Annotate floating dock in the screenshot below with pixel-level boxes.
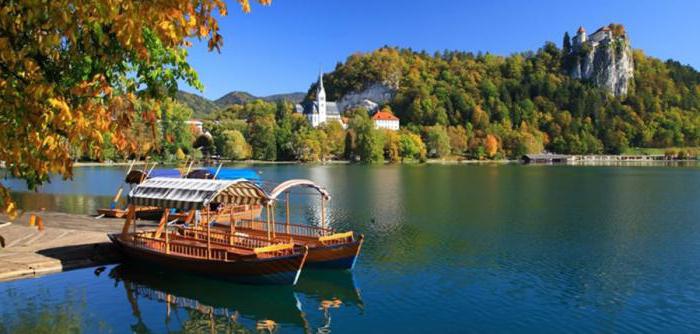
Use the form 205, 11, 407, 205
522, 154, 691, 164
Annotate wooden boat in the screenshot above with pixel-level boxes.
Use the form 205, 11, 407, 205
97, 206, 163, 219
185, 179, 363, 270
97, 161, 174, 219
109, 177, 308, 285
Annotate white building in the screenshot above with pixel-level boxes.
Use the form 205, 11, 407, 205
372, 110, 400, 131
184, 119, 204, 135
295, 73, 341, 127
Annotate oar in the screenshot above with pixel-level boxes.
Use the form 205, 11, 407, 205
103, 159, 135, 217
213, 163, 223, 180
145, 161, 157, 178
184, 160, 194, 178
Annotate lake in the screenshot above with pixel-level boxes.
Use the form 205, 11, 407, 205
2, 163, 700, 333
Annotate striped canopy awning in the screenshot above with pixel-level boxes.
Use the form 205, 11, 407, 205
127, 177, 269, 210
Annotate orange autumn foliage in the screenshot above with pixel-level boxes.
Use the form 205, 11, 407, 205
0, 0, 270, 218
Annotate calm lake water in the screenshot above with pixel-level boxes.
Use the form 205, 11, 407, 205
2, 163, 700, 333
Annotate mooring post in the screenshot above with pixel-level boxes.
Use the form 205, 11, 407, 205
285, 191, 291, 235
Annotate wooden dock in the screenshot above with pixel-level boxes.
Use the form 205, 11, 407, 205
522, 153, 693, 164
0, 211, 156, 282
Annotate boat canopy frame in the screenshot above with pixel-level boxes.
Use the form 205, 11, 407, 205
267, 179, 331, 201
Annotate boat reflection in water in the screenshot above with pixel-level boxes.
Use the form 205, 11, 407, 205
109, 264, 363, 333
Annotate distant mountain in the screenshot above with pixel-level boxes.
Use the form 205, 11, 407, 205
175, 91, 221, 117
260, 92, 307, 103
176, 90, 305, 116
215, 91, 306, 106
214, 91, 257, 106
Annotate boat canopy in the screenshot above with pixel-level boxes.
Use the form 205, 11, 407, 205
268, 179, 331, 201
127, 177, 269, 210
186, 168, 260, 181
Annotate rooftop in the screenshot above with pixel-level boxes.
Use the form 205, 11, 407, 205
372, 111, 399, 121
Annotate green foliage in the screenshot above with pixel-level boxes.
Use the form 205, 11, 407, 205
316, 45, 700, 158
348, 109, 384, 163
175, 91, 221, 117
158, 99, 195, 158
221, 130, 251, 160
399, 130, 427, 162
248, 113, 277, 161
424, 125, 451, 158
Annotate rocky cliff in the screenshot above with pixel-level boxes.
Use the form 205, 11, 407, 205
567, 24, 634, 96
337, 83, 395, 112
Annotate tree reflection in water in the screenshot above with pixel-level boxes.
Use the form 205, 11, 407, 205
0, 288, 87, 334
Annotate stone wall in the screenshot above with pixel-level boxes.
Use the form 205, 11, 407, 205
337, 83, 396, 112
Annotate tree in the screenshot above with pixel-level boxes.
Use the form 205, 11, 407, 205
485, 134, 500, 158
319, 121, 346, 159
562, 32, 572, 54
248, 114, 277, 160
221, 130, 251, 160
383, 130, 401, 163
424, 125, 451, 158
349, 109, 384, 163
399, 131, 427, 162
159, 99, 195, 158
447, 126, 469, 156
0, 0, 270, 216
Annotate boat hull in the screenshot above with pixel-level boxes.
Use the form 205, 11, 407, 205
305, 236, 363, 270
96, 207, 164, 220
108, 234, 306, 285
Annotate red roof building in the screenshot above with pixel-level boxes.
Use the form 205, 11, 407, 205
371, 111, 400, 130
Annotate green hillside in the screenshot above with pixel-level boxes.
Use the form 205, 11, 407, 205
313, 43, 700, 155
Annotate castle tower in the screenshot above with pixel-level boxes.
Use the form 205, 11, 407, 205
316, 72, 327, 125
574, 26, 587, 45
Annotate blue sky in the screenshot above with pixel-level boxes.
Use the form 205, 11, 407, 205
180, 0, 700, 100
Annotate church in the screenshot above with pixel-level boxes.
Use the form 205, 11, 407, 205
295, 73, 400, 130
295, 73, 342, 127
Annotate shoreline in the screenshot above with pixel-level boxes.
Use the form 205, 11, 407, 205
70, 158, 697, 167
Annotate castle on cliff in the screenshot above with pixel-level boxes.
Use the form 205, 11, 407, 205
567, 24, 634, 97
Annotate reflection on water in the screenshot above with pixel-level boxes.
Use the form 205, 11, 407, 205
109, 264, 363, 333
3, 164, 700, 332
10, 191, 116, 215
0, 264, 363, 333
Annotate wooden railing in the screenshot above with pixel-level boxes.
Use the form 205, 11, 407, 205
177, 227, 297, 258
237, 219, 334, 238
181, 226, 276, 249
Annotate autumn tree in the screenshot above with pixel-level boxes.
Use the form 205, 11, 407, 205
0, 0, 270, 216
383, 130, 401, 163
221, 130, 251, 160
399, 130, 427, 162
485, 134, 500, 158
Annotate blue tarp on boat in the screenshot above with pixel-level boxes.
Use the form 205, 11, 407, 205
214, 168, 261, 181
149, 169, 182, 178
186, 168, 260, 182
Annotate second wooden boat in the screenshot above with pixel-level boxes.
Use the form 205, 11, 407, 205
185, 179, 363, 270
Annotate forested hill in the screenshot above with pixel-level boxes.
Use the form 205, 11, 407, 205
176, 90, 305, 117
315, 39, 700, 154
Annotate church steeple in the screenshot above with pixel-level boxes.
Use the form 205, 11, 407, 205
316, 72, 327, 125
317, 72, 325, 96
